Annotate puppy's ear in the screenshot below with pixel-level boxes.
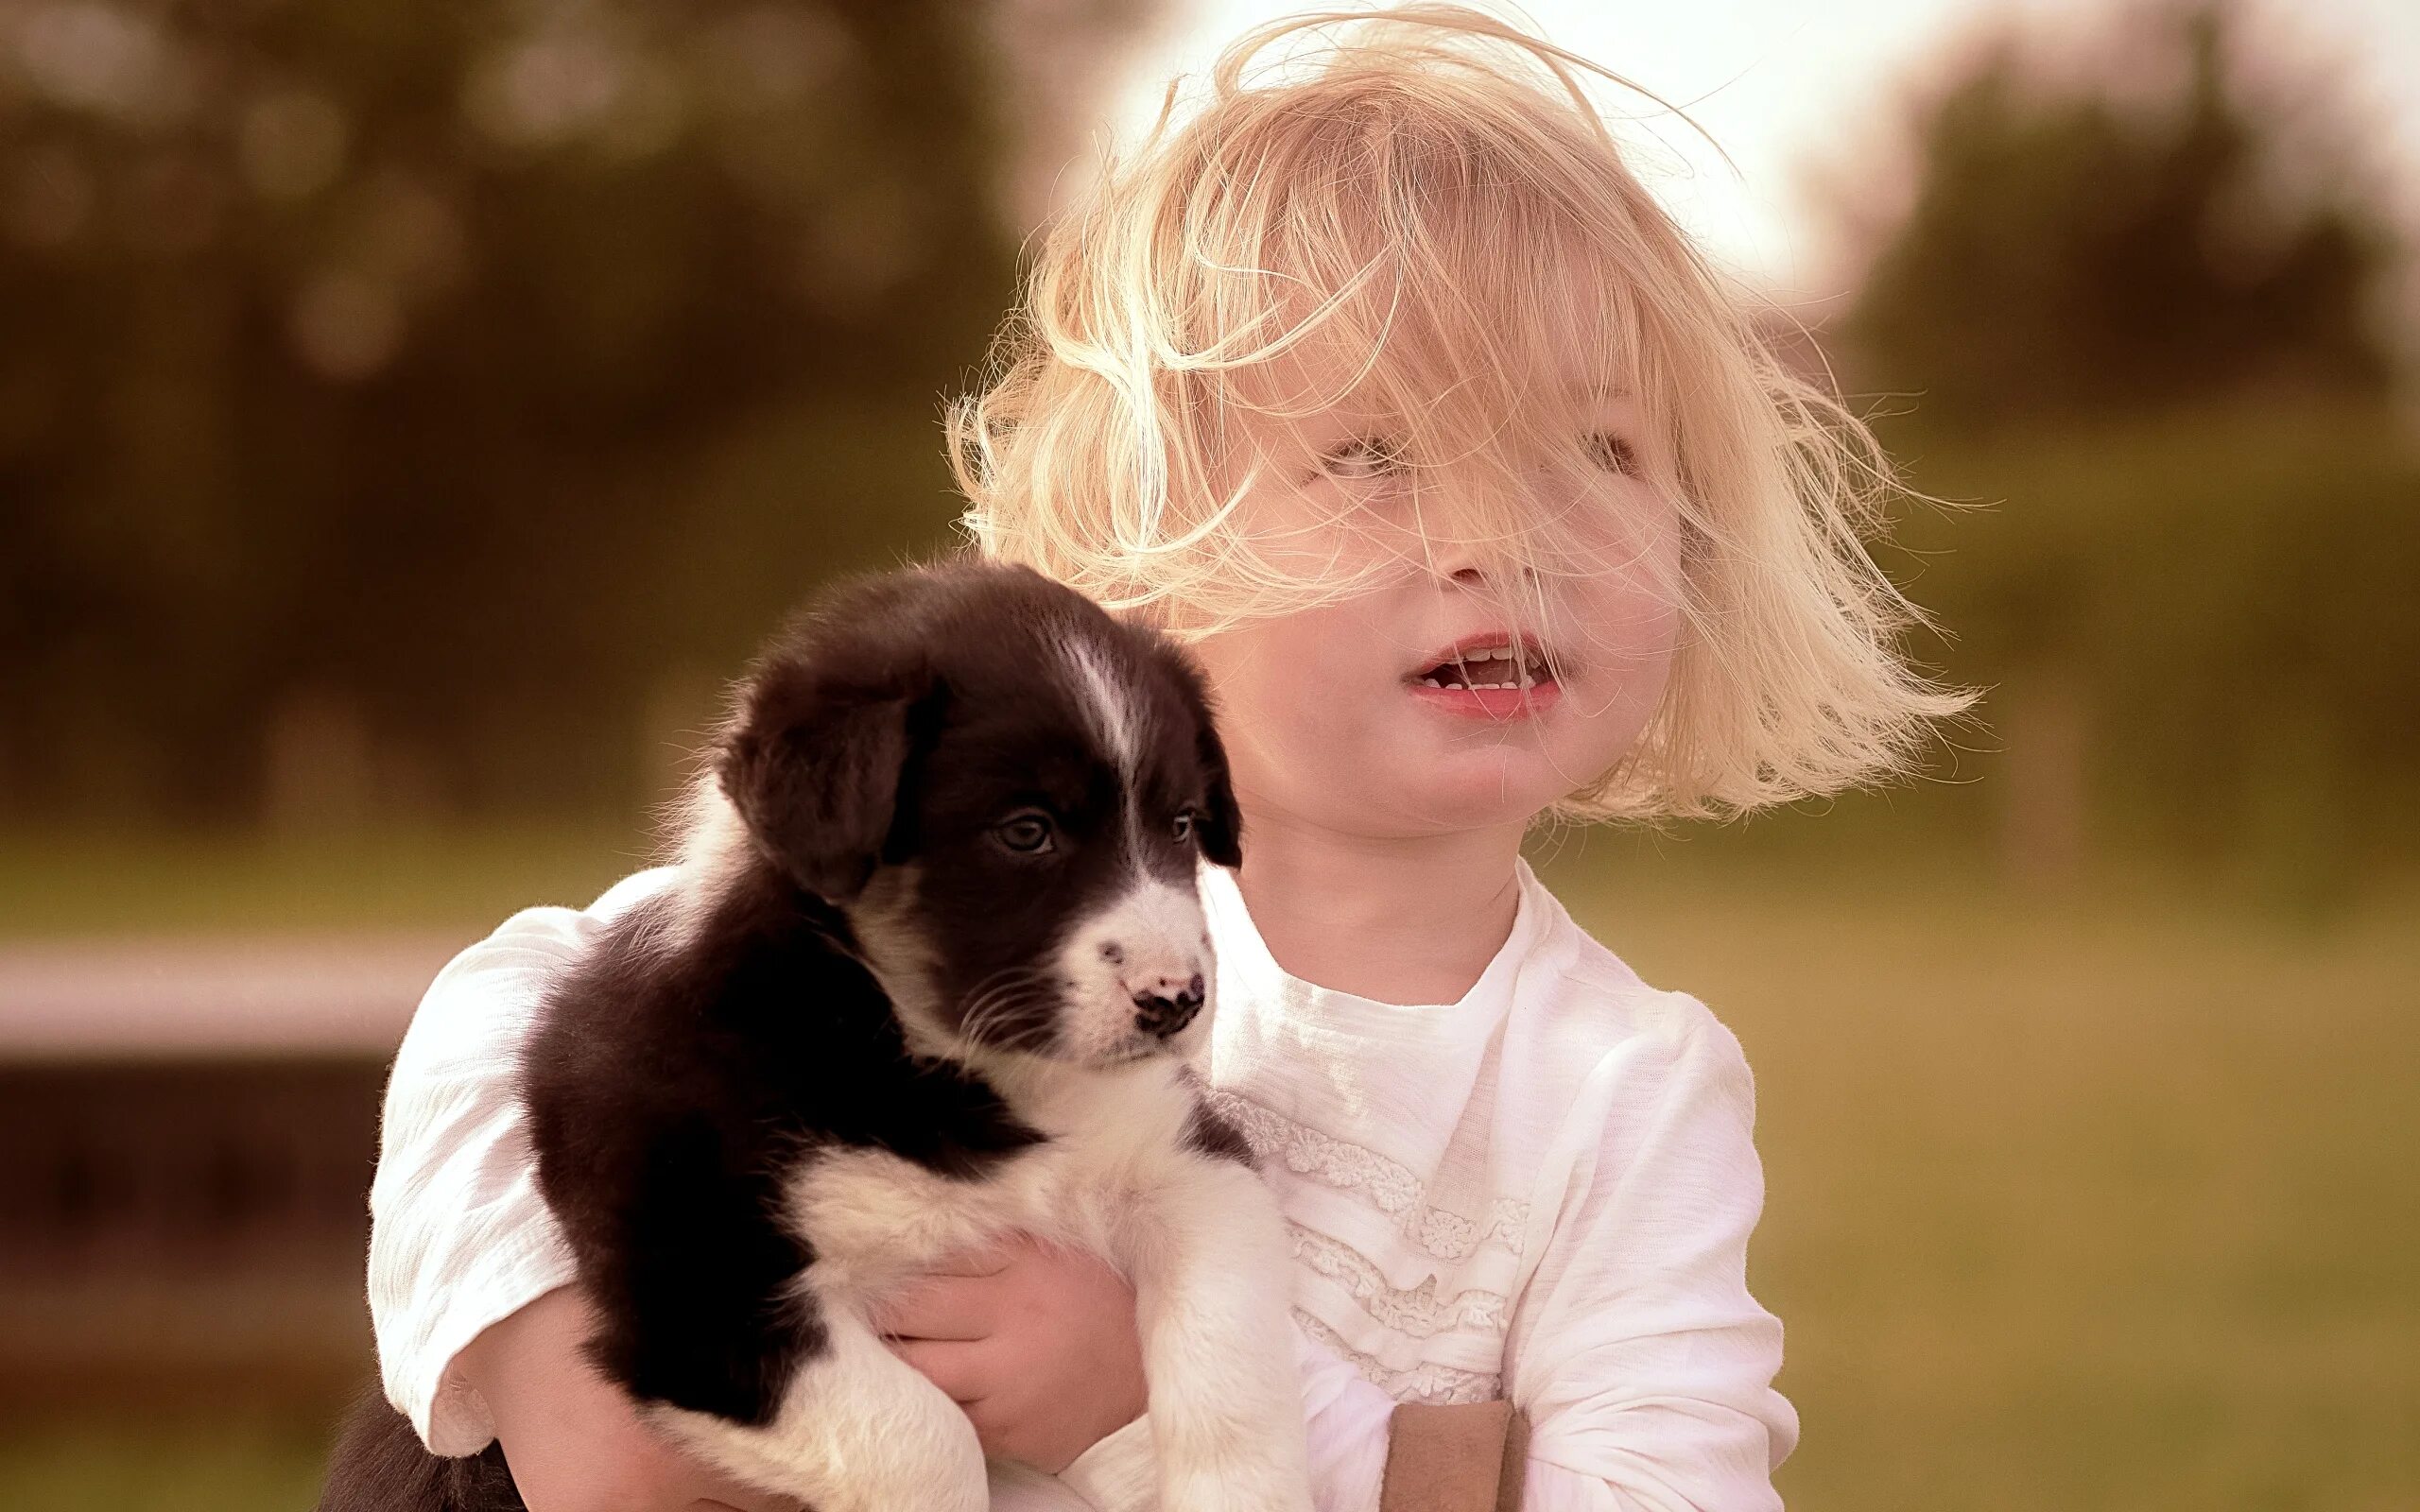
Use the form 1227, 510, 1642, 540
717, 655, 936, 902
1143, 633, 1245, 869
1192, 710, 1244, 870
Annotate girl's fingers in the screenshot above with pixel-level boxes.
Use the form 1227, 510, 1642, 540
873, 1272, 998, 1340
925, 1235, 1018, 1278
683, 1464, 808, 1512
889, 1335, 999, 1404
956, 1393, 1016, 1458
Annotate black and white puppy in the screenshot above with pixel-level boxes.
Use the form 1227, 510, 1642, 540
322, 562, 1310, 1512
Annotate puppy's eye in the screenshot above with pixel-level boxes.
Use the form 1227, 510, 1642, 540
994, 813, 1056, 854
1171, 811, 1196, 845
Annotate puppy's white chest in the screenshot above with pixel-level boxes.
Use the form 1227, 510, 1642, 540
781, 1062, 1199, 1303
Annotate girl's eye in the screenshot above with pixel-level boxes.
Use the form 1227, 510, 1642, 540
1319, 435, 1406, 481
1586, 431, 1639, 477
994, 812, 1056, 854
1171, 811, 1196, 845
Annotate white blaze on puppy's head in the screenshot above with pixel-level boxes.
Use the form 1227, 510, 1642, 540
1050, 633, 1215, 1067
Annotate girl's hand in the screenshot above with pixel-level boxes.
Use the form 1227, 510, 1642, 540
456, 1285, 801, 1512
876, 1233, 1150, 1473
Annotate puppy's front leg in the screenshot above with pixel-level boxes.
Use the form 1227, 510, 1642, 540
652, 1303, 988, 1512
1130, 1161, 1315, 1512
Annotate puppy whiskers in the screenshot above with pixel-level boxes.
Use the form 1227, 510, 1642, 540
954, 968, 1061, 1057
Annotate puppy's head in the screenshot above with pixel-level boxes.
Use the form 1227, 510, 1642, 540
714, 562, 1241, 1068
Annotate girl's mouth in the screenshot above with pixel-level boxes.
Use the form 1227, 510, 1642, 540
1405, 635, 1562, 720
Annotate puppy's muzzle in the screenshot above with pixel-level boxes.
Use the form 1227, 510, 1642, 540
1056, 878, 1217, 1063
1132, 973, 1206, 1039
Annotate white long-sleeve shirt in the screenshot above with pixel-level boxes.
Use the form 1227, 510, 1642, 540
370, 859, 1796, 1511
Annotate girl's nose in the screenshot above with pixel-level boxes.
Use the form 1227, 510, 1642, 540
1435, 554, 1527, 591
1426, 538, 1488, 586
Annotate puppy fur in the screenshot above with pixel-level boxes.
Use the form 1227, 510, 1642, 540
320, 562, 1311, 1512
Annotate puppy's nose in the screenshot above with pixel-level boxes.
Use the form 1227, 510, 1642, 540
1132, 973, 1206, 1038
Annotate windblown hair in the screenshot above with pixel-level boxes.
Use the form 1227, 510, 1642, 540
950, 3, 1969, 820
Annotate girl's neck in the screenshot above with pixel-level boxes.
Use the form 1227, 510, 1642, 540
1229, 804, 1528, 1006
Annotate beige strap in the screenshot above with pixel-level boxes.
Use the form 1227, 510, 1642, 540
1379, 1401, 1530, 1512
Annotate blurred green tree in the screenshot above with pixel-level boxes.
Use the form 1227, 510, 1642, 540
0, 0, 1138, 823
1821, 0, 2417, 892
1839, 0, 2402, 434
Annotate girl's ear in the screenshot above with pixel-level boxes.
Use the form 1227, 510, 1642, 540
717, 651, 939, 902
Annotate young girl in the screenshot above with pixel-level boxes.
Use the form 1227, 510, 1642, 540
367, 8, 1961, 1509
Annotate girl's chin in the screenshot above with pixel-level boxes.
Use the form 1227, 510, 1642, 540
1374, 760, 1574, 830
1260, 739, 1607, 834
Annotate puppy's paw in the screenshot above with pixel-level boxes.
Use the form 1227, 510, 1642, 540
1157, 1462, 1316, 1512
656, 1397, 988, 1512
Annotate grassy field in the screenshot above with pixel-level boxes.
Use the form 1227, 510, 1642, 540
0, 1421, 332, 1512
2, 827, 2413, 1509
1542, 841, 2420, 1512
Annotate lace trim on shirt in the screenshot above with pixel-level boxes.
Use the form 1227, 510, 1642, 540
1289, 1223, 1509, 1337
1208, 1091, 1528, 1261
1294, 1310, 1502, 1406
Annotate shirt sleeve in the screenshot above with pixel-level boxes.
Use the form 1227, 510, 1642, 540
367, 868, 676, 1454
1055, 1319, 1395, 1512
1501, 996, 1799, 1512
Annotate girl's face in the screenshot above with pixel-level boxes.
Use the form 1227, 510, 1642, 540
1187, 361, 1682, 840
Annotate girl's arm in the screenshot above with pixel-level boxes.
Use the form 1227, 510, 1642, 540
369, 870, 666, 1451
449, 1283, 798, 1512
368, 869, 790, 1512
1500, 999, 1798, 1512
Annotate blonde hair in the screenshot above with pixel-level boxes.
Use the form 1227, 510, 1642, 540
951, 4, 1969, 820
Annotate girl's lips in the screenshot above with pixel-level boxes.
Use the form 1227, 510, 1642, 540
1407, 679, 1563, 720
1404, 630, 1563, 721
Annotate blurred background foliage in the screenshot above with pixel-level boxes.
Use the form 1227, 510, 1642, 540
0, 0, 1089, 824
1, 1, 2415, 1509
0, 0, 2405, 903
1841, 4, 2397, 427
0, 0, 2409, 901
1820, 0, 2417, 900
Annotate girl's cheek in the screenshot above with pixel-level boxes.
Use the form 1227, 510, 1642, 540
1187, 635, 1254, 727
1593, 596, 1682, 704
1548, 511, 1682, 676
1189, 627, 1305, 761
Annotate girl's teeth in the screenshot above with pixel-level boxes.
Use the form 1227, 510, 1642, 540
1416, 644, 1554, 693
